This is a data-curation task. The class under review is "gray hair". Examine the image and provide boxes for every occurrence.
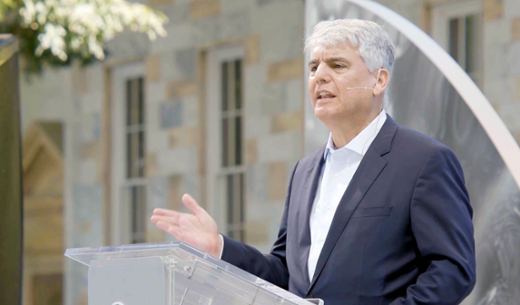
[305,19,395,78]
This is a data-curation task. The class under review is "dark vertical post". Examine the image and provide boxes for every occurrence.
[0,34,22,305]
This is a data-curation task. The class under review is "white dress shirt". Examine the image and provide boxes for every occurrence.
[307,110,387,280]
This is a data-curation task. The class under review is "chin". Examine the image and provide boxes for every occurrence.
[314,108,334,121]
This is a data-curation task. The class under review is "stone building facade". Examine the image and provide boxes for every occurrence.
[18,0,519,304]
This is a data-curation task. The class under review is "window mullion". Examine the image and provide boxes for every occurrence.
[217,58,245,241]
[124,76,147,244]
[459,17,466,70]
[233,174,242,240]
[228,113,236,167]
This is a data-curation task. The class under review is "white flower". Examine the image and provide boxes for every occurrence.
[44,0,57,7]
[20,0,36,26]
[37,24,67,61]
[34,2,48,25]
[70,37,82,50]
[88,35,105,60]
[20,0,168,63]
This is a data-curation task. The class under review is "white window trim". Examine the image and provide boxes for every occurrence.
[205,45,246,235]
[431,0,482,86]
[431,0,482,50]
[110,62,146,245]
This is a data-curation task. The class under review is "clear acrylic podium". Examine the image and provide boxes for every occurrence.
[65,242,316,305]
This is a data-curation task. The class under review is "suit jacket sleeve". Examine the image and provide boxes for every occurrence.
[390,146,476,304]
[220,161,300,289]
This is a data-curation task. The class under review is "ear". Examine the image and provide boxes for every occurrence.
[372,68,390,97]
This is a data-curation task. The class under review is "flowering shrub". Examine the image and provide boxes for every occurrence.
[0,0,168,74]
[0,0,18,19]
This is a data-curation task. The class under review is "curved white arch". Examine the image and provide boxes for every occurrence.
[344,0,520,188]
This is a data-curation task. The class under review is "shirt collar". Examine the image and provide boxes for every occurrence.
[324,109,387,160]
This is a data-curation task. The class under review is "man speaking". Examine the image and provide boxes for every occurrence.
[151,19,476,304]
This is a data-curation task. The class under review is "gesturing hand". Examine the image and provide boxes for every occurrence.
[150,193,222,258]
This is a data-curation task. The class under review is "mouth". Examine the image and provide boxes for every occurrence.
[316,91,336,101]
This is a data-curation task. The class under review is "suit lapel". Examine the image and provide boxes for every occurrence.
[306,116,398,293]
[298,146,326,286]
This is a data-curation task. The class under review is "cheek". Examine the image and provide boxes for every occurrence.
[308,79,316,102]
[307,78,314,90]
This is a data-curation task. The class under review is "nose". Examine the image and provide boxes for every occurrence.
[314,64,331,84]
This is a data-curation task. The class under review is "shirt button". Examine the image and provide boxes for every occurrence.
[327,204,332,210]
[333,173,339,178]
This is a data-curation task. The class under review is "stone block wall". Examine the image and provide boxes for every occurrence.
[20,0,520,254]
[21,59,107,247]
[18,0,519,303]
[481,0,520,142]
[404,0,520,143]
[141,0,305,252]
[20,59,107,305]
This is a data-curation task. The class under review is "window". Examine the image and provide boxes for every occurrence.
[432,0,482,86]
[206,47,246,242]
[448,14,480,83]
[110,62,147,245]
[220,60,245,241]
[126,78,145,179]
[124,77,147,244]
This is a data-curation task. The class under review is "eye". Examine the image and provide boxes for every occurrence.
[334,64,344,69]
[310,66,317,72]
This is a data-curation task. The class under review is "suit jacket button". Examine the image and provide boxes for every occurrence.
[308,294,313,298]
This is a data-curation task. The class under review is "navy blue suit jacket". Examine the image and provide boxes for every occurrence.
[222,116,476,304]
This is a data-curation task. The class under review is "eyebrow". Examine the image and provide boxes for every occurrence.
[308,57,351,67]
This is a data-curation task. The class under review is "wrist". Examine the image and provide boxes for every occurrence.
[210,234,223,258]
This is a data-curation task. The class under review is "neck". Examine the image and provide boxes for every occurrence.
[326,108,382,148]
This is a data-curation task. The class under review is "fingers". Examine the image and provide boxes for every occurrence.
[150,209,182,224]
[152,193,202,218]
[156,221,183,240]
[150,214,179,225]
[156,220,197,247]
[155,220,173,233]
[151,193,203,227]
[182,193,203,216]
[152,208,177,217]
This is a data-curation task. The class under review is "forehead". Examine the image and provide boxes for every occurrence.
[309,42,358,61]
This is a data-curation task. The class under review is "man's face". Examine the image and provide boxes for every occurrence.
[308,42,377,123]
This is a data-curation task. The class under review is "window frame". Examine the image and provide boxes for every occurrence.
[431,0,483,86]
[206,46,247,241]
[110,62,148,245]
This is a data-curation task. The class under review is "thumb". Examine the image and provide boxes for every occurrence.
[182,193,203,216]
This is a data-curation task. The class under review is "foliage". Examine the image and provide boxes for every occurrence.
[0,0,168,74]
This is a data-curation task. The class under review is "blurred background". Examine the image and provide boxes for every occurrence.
[1,0,519,304]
